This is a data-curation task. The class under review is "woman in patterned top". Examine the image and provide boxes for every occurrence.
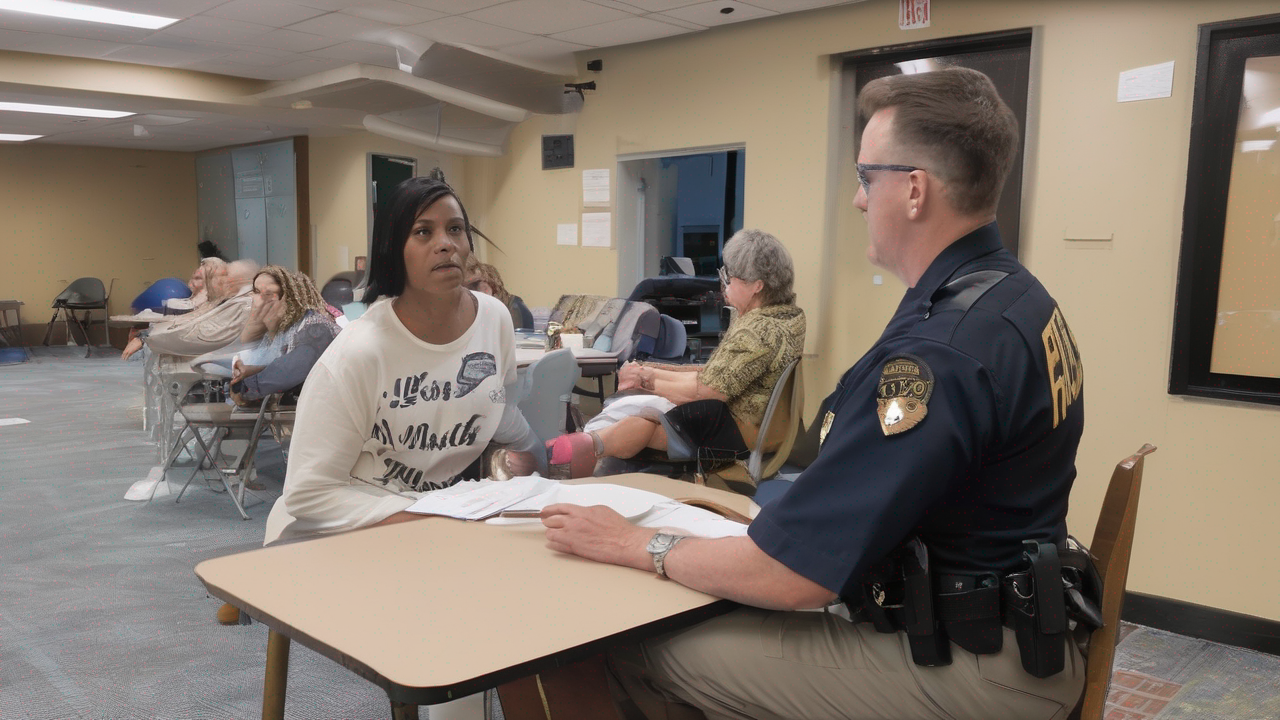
[547,229,806,487]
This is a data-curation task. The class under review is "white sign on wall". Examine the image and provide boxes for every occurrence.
[900,0,930,30]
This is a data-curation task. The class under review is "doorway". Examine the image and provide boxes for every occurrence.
[366,154,416,265]
[616,147,746,295]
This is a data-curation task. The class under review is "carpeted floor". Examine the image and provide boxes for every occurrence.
[1,347,1277,720]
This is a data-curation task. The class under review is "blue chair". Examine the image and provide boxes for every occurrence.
[651,314,688,362]
[517,348,580,443]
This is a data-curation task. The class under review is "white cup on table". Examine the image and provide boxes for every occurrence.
[560,333,584,350]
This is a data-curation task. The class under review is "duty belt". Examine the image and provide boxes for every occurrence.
[847,537,1104,678]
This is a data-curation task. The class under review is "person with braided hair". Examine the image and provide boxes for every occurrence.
[228,265,341,406]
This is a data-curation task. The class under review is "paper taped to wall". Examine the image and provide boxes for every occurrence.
[582,212,611,247]
[1118,61,1174,103]
[557,223,578,246]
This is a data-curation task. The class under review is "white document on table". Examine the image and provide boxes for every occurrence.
[487,486,751,539]
[405,476,554,520]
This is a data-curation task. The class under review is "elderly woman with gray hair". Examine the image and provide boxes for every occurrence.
[547,229,806,490]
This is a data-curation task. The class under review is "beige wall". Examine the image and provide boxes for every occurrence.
[464,0,1280,620]
[308,132,465,287]
[0,144,197,327]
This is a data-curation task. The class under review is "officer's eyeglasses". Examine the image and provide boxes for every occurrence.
[856,163,921,193]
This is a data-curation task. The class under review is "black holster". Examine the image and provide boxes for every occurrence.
[1004,541,1068,678]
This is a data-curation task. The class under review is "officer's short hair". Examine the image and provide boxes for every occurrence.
[722,228,796,307]
[859,67,1019,216]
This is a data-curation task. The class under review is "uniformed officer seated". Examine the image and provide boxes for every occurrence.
[513,67,1089,720]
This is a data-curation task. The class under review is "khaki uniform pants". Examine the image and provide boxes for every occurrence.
[607,607,1085,720]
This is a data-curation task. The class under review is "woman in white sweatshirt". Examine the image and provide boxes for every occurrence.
[261,176,545,547]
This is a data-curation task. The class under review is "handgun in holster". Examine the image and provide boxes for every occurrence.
[1004,540,1068,678]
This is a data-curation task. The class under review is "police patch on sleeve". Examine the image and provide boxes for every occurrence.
[876,354,933,436]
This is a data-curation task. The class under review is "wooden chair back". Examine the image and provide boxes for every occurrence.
[1071,443,1156,720]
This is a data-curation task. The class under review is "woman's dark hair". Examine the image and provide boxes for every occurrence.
[362,176,474,303]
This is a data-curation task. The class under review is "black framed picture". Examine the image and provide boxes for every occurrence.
[1169,14,1280,405]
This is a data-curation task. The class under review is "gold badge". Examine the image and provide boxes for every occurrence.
[819,411,835,447]
[876,354,933,436]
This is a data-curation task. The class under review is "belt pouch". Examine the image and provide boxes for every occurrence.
[935,575,1003,655]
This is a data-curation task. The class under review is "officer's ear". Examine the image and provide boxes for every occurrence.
[907,170,929,220]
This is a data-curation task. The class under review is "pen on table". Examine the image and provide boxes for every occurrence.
[498,509,544,518]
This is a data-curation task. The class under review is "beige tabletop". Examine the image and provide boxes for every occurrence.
[195,473,754,705]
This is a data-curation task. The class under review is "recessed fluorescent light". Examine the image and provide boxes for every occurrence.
[1241,139,1276,153]
[0,133,43,141]
[0,101,133,119]
[0,0,178,30]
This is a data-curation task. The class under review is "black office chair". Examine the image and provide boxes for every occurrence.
[320,271,364,307]
[42,277,113,357]
[511,295,535,330]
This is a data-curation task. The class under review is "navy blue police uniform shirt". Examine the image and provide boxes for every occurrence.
[748,222,1084,600]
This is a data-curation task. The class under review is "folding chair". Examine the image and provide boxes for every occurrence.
[1069,443,1156,720]
[42,277,113,357]
[705,357,804,496]
[152,369,274,520]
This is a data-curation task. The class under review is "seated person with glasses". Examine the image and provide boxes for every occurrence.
[545,229,806,492]
[123,259,258,360]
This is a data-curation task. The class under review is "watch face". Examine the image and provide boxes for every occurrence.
[647,533,673,553]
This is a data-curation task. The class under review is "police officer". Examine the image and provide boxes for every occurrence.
[537,67,1087,720]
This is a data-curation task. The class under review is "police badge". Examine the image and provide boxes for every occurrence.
[876,354,933,436]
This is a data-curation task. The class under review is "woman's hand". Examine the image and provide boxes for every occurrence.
[121,336,144,360]
[261,298,286,334]
[617,361,644,391]
[231,357,265,385]
[541,504,655,571]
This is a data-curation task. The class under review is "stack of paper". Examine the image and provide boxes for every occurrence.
[405,477,554,520]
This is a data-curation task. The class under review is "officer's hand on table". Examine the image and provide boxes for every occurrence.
[541,504,655,571]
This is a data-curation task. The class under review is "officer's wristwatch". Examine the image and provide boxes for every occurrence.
[646,532,687,578]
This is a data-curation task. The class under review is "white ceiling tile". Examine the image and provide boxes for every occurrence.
[657,0,776,26]
[155,16,275,44]
[339,1,445,26]
[291,0,370,10]
[0,28,39,51]
[285,13,395,41]
[402,17,534,49]
[308,40,398,66]
[466,0,633,36]
[550,15,690,46]
[204,0,329,28]
[138,35,239,54]
[611,0,703,10]
[585,0,648,14]
[228,43,297,58]
[256,27,341,52]
[500,35,590,61]
[396,0,506,11]
[14,35,128,59]
[103,43,228,67]
[740,0,853,10]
